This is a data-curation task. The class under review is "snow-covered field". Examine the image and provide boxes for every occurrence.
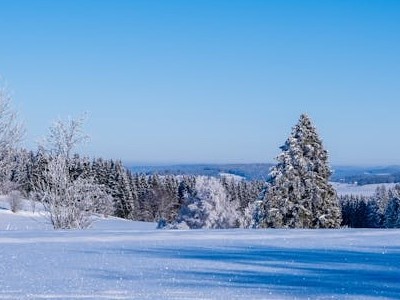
[1,200,400,299]
[332,182,398,197]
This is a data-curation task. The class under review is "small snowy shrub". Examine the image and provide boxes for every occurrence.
[33,155,113,229]
[169,176,240,229]
[8,190,22,213]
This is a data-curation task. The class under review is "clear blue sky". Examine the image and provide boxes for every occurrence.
[0,0,399,166]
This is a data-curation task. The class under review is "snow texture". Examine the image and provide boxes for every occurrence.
[1,199,399,299]
[333,182,399,197]
[218,172,245,181]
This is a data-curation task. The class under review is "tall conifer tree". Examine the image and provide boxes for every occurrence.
[261,114,341,228]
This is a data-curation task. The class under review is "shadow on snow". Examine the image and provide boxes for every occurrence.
[84,244,400,298]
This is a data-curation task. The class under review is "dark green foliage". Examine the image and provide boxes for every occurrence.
[339,185,400,228]
[339,195,370,228]
[384,196,400,228]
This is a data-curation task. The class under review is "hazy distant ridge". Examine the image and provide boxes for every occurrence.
[128,163,400,184]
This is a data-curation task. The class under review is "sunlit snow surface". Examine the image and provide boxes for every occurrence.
[333,182,398,197]
[1,201,399,299]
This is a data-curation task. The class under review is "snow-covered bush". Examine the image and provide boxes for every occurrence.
[31,116,112,229]
[8,190,23,213]
[32,155,113,229]
[166,176,240,229]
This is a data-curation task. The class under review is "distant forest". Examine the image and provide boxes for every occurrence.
[128,163,400,185]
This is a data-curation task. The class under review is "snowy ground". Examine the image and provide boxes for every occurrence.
[1,200,400,299]
[332,182,398,197]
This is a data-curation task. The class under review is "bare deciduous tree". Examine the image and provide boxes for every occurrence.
[33,115,113,229]
[0,83,24,193]
[33,155,112,229]
[45,114,89,159]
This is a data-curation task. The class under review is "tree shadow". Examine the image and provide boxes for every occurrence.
[85,244,400,298]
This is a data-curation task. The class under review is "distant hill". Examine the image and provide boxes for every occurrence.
[127,163,400,185]
[331,165,400,185]
[128,163,272,181]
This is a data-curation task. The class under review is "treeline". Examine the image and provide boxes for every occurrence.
[6,147,400,229]
[0,87,271,230]
[339,185,400,228]
[7,149,266,227]
[339,174,400,186]
[129,163,272,181]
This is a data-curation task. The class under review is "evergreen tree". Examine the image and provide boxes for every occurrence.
[354,197,368,228]
[113,162,136,219]
[9,149,31,195]
[384,195,400,228]
[159,175,180,222]
[261,114,341,228]
[374,185,390,225]
[242,199,264,228]
[366,199,380,228]
[135,174,154,221]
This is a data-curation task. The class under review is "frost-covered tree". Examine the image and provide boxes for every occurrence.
[32,116,112,229]
[0,84,24,193]
[261,114,341,228]
[44,114,89,159]
[172,182,205,229]
[199,176,240,229]
[222,177,266,217]
[242,199,264,228]
[9,149,32,194]
[166,176,240,229]
[33,155,112,229]
[384,193,400,228]
[366,199,380,228]
[134,174,154,221]
[153,175,180,223]
[7,190,23,213]
[374,185,390,219]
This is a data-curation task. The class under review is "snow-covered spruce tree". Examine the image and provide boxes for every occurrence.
[384,191,400,228]
[242,199,264,228]
[260,114,341,228]
[134,174,155,222]
[161,175,181,222]
[152,175,180,223]
[102,160,137,220]
[374,185,389,225]
[366,199,381,228]
[167,176,203,229]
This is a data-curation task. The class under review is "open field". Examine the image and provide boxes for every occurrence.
[1,205,399,299]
